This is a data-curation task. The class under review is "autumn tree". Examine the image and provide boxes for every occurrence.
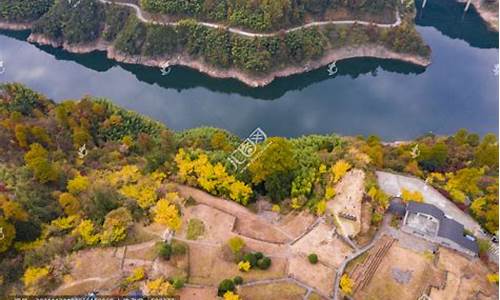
[24,143,58,183]
[22,266,51,294]
[331,160,352,183]
[445,168,483,203]
[368,186,389,210]
[146,277,175,296]
[340,274,353,295]
[67,174,90,195]
[175,149,252,205]
[0,195,29,221]
[153,198,181,230]
[100,207,133,245]
[474,133,498,171]
[418,142,448,172]
[248,137,297,185]
[72,219,100,246]
[58,193,81,216]
[470,179,498,233]
[401,188,423,202]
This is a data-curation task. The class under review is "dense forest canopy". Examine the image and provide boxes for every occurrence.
[0,0,54,22]
[140,0,399,31]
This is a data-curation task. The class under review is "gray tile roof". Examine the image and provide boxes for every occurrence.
[407,201,445,220]
[438,217,479,254]
[406,201,479,254]
[389,197,407,216]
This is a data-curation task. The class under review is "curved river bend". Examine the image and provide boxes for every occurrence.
[0,0,498,140]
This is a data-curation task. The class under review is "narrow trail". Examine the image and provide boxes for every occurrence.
[98,0,402,38]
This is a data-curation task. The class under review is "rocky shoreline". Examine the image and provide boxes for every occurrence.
[13,28,431,87]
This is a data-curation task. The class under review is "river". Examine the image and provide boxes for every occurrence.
[0,0,498,140]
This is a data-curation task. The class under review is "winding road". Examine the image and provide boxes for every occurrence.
[98,0,402,38]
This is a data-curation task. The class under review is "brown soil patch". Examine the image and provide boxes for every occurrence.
[288,255,335,296]
[53,247,125,294]
[69,247,124,279]
[188,243,287,286]
[429,248,498,300]
[178,185,290,243]
[152,257,188,280]
[179,204,236,242]
[241,235,289,256]
[328,169,365,237]
[125,241,159,261]
[176,286,218,300]
[277,211,317,238]
[307,292,328,300]
[355,242,435,300]
[234,217,290,243]
[291,222,353,269]
[238,282,307,300]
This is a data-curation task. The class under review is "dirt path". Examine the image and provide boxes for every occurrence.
[98,0,402,38]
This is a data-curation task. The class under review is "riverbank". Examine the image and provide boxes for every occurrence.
[25,32,430,87]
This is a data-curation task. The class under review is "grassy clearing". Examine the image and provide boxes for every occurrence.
[187,218,205,240]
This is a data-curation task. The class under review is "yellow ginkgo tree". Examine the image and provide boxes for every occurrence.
[153,198,181,230]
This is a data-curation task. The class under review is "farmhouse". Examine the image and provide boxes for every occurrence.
[389,198,479,257]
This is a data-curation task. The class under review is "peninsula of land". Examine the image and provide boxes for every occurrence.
[0,0,433,86]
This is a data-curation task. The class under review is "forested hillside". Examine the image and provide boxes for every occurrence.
[140,0,399,31]
[8,0,431,76]
[0,83,498,295]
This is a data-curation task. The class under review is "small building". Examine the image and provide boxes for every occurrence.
[389,199,479,257]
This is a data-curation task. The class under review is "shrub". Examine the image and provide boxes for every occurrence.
[254,252,263,260]
[171,276,185,289]
[158,242,172,260]
[227,236,245,254]
[233,276,243,285]
[242,253,257,267]
[487,273,499,284]
[257,257,271,270]
[308,253,318,264]
[223,291,241,300]
[125,267,145,284]
[171,240,187,255]
[217,279,235,297]
[371,212,383,225]
[238,260,251,272]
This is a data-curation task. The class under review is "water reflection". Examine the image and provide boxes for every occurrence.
[1,29,425,100]
[415,0,499,49]
[0,1,497,140]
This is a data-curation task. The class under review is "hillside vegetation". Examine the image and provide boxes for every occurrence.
[0,83,498,295]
